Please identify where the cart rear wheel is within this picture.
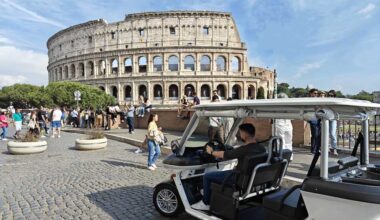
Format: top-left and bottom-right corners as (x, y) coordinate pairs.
(153, 183), (184, 217)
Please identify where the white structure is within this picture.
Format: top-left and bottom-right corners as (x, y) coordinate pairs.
(47, 11), (274, 106)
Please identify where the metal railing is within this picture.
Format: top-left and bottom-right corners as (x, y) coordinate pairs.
(336, 115), (380, 153)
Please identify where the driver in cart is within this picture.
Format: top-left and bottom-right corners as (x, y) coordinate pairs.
(191, 123), (266, 211)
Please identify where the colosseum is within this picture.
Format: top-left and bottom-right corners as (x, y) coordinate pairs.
(47, 11), (275, 107)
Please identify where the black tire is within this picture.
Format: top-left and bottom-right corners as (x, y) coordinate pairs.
(153, 182), (184, 217)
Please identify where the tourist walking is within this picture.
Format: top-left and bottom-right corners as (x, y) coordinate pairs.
(12, 108), (23, 139)
(126, 103), (135, 134)
(51, 106), (63, 138)
(88, 107), (95, 129)
(37, 106), (49, 137)
(95, 107), (103, 129)
(70, 108), (79, 128)
(0, 110), (9, 141)
(147, 113), (161, 170)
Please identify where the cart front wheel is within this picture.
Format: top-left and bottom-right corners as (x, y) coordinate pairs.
(153, 183), (184, 217)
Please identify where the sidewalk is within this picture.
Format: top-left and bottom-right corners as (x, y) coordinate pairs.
(62, 127), (380, 180)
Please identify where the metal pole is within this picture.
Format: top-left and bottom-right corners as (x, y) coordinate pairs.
(349, 121), (352, 149)
(362, 119), (369, 165)
(320, 119), (329, 180)
(375, 115), (378, 151)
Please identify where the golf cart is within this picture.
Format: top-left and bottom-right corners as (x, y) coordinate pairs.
(153, 98), (380, 220)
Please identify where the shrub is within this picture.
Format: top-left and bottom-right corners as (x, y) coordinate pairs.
(86, 130), (105, 140)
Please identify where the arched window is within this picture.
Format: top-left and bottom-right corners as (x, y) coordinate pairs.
(111, 86), (118, 98)
(200, 55), (211, 71)
(153, 56), (162, 72)
(154, 85), (163, 100)
(169, 84), (179, 100)
(138, 56), (147, 73)
(248, 85), (255, 99)
(54, 69), (58, 81)
(168, 55), (179, 71)
(232, 84), (241, 100)
(231, 56), (241, 72)
(79, 63), (85, 77)
(59, 67), (62, 80)
(99, 60), (106, 75)
(124, 58), (132, 73)
(216, 84), (226, 99)
(64, 66), (68, 79)
(138, 85), (147, 98)
(87, 61), (94, 76)
(216, 56), (226, 71)
(125, 85), (132, 101)
(99, 86), (105, 91)
(184, 84), (195, 98)
(201, 84), (211, 100)
(184, 55), (195, 71)
(111, 59), (118, 74)
(70, 64), (76, 78)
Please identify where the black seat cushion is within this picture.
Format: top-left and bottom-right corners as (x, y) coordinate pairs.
(263, 188), (303, 218)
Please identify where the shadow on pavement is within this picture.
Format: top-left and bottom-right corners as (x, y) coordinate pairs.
(87, 185), (193, 219)
(101, 159), (147, 170)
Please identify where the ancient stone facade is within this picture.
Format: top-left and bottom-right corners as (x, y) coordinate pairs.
(47, 11), (275, 106)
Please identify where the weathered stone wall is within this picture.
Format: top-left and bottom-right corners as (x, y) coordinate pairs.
(47, 11), (275, 106)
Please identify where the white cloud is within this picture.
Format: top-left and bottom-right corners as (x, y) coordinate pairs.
(2, 0), (65, 28)
(0, 75), (27, 87)
(0, 35), (12, 44)
(0, 46), (48, 87)
(295, 60), (325, 78)
(357, 3), (376, 17)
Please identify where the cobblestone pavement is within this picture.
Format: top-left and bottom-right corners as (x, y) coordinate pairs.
(0, 129), (194, 220)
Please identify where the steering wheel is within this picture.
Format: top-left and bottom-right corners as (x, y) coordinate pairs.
(203, 139), (225, 160)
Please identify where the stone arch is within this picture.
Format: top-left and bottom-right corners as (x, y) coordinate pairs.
(232, 84), (241, 100)
(59, 67), (63, 80)
(216, 84), (226, 99)
(79, 63), (85, 77)
(124, 57), (132, 73)
(111, 86), (118, 98)
(184, 55), (195, 71)
(169, 84), (179, 100)
(153, 56), (162, 72)
(138, 84), (147, 98)
(64, 66), (69, 79)
(216, 55), (226, 71)
(124, 85), (132, 101)
(201, 84), (211, 100)
(99, 86), (105, 91)
(87, 61), (94, 76)
(200, 55), (211, 71)
(184, 83), (195, 98)
(231, 56), (241, 72)
(99, 60), (106, 75)
(248, 85), (256, 99)
(70, 64), (76, 78)
(111, 59), (118, 74)
(138, 56), (147, 73)
(153, 84), (163, 100)
(168, 55), (179, 71)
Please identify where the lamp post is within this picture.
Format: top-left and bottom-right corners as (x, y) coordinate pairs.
(74, 90), (81, 109)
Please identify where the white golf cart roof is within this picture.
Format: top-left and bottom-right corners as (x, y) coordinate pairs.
(192, 98), (380, 120)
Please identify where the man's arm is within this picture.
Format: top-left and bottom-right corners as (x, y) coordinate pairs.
(206, 145), (224, 159)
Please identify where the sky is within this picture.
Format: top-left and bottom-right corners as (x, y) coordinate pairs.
(0, 0), (379, 94)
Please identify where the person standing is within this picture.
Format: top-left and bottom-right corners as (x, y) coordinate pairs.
(28, 111), (39, 136)
(70, 108), (79, 128)
(327, 90), (338, 156)
(37, 106), (49, 137)
(147, 113), (161, 171)
(12, 108), (23, 139)
(126, 103), (135, 134)
(0, 110), (9, 141)
(51, 106), (63, 138)
(88, 107), (95, 129)
(308, 88), (321, 154)
(223, 98), (235, 141)
(208, 95), (224, 143)
(95, 107), (103, 129)
(274, 93), (294, 160)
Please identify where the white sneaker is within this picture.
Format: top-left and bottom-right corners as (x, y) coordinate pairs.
(200, 189), (204, 196)
(191, 200), (210, 211)
(333, 149), (338, 156)
(58, 135), (61, 138)
(41, 135), (46, 138)
(148, 166), (156, 171)
(135, 149), (143, 153)
(2, 138), (8, 141)
(152, 164), (157, 169)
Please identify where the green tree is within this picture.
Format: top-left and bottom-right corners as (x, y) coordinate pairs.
(257, 87), (265, 99)
(45, 82), (115, 108)
(277, 83), (291, 97)
(350, 90), (373, 101)
(289, 87), (308, 97)
(0, 84), (47, 108)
